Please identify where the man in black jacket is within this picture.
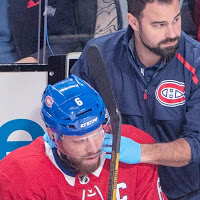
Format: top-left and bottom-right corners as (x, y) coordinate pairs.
(2, 0), (121, 64)
(181, 0), (200, 41)
(4, 0), (95, 63)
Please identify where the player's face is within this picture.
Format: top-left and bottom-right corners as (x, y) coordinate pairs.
(136, 0), (181, 59)
(58, 127), (104, 174)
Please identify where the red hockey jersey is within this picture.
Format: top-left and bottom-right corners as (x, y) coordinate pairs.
(0, 124), (167, 200)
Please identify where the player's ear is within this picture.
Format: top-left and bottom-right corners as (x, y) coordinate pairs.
(47, 127), (54, 139)
(127, 13), (139, 31)
(46, 127), (60, 147)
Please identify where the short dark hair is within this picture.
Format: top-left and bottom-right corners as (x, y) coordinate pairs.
(126, 0), (174, 19)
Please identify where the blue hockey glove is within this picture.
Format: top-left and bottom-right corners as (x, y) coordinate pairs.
(43, 132), (55, 148)
(101, 133), (141, 164)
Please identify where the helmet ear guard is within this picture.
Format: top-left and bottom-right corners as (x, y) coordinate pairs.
(41, 75), (106, 137)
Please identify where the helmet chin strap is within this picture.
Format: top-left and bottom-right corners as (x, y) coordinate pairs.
(59, 150), (72, 164)
(57, 149), (80, 172)
(51, 148), (79, 177)
(55, 147), (102, 176)
(57, 149), (97, 175)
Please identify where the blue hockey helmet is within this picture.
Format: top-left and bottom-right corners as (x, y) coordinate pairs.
(41, 75), (106, 136)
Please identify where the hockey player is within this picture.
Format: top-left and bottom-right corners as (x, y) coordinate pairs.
(0, 75), (167, 200)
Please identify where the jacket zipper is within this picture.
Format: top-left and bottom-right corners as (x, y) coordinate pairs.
(144, 89), (147, 100)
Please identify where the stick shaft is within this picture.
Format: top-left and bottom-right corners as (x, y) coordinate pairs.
(86, 45), (121, 200)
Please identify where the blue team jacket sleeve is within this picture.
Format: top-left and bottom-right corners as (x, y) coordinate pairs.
(181, 73), (200, 165)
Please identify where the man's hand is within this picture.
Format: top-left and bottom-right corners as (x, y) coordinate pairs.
(15, 57), (38, 63)
(102, 133), (141, 164)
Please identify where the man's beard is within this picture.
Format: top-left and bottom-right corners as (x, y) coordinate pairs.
(59, 150), (101, 174)
(139, 29), (180, 59)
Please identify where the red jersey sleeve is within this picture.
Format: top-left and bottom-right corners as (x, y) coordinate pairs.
(135, 163), (167, 200)
(121, 124), (155, 144)
(121, 124), (168, 199)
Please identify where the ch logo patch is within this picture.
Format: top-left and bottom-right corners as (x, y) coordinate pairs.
(45, 96), (53, 108)
(155, 80), (185, 107)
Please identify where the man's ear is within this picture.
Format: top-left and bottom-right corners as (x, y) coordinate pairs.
(47, 128), (59, 143)
(47, 127), (54, 139)
(127, 13), (139, 31)
(46, 127), (59, 148)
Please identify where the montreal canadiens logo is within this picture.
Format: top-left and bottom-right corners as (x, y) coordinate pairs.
(155, 80), (185, 107)
(45, 96), (53, 108)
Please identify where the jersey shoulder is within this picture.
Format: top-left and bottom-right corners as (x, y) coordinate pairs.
(121, 124), (155, 144)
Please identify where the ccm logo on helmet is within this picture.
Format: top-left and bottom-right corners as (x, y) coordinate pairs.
(155, 80), (185, 107)
(81, 117), (98, 128)
(45, 96), (54, 108)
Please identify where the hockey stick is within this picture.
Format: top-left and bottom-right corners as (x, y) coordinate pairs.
(86, 45), (122, 200)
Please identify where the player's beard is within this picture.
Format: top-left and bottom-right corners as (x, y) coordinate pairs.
(59, 150), (101, 174)
(139, 26), (180, 60)
(67, 155), (101, 174)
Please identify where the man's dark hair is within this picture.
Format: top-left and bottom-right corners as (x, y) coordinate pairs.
(126, 0), (174, 19)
